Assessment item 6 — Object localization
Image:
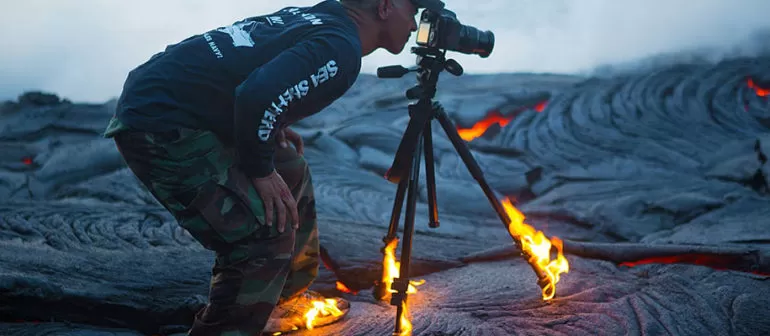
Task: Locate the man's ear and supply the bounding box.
[376,0,394,20]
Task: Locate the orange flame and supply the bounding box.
[269,298,347,335]
[382,239,424,295]
[381,238,425,336]
[398,301,412,336]
[501,198,569,300]
[304,298,345,330]
[748,78,769,97]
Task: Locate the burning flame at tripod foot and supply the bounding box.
[398,301,412,336]
[502,198,569,301]
[271,298,345,335]
[303,299,345,330]
[382,239,425,295]
[381,238,425,336]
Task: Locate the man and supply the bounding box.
[103,0,420,334]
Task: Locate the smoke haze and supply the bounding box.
[2,0,769,102]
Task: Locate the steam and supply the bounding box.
[2,0,769,102]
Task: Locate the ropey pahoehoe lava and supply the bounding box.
[1,55,770,336]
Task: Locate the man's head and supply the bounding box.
[340,0,419,55]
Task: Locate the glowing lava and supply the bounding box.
[457,110,512,141]
[457,101,548,141]
[620,254,725,268]
[381,238,425,336]
[335,281,357,295]
[748,78,769,97]
[620,254,770,276]
[501,198,569,301]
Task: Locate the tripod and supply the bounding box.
[373,47,549,335]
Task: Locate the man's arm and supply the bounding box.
[233,28,360,178]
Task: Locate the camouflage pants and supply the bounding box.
[111,126,319,336]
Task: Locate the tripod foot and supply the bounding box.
[375,237,401,302]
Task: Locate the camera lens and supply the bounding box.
[458,25,495,58]
[420,8,496,58]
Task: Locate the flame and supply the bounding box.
[21,157,32,165]
[269,298,346,335]
[398,300,412,336]
[748,78,769,97]
[501,198,569,300]
[303,298,344,330]
[382,239,424,295]
[381,238,425,336]
[457,101,548,142]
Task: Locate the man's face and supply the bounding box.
[380,0,419,54]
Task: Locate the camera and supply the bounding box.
[415,8,495,58]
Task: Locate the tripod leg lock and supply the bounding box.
[389,277,411,306]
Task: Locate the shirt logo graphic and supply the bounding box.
[217,21,257,47]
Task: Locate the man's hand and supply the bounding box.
[275,127,304,156]
[251,171,299,233]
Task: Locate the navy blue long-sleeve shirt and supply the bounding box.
[114,0,362,178]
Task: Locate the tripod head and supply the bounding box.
[377,47,464,101]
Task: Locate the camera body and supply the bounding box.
[415,8,495,58]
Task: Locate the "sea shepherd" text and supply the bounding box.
[257,60,339,141]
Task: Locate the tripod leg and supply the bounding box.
[386,178,409,240]
[435,107,551,288]
[423,119,440,228]
[386,100,434,183]
[374,176,409,301]
[436,106,553,288]
[392,134,424,335]
[434,107,512,230]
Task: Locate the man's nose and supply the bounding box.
[411,19,418,32]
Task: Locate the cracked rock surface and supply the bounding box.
[1,56,770,335]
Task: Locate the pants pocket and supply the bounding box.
[181,177,262,247]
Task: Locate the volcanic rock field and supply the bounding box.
[1,54,769,335]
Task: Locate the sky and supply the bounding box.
[2,0,770,103]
